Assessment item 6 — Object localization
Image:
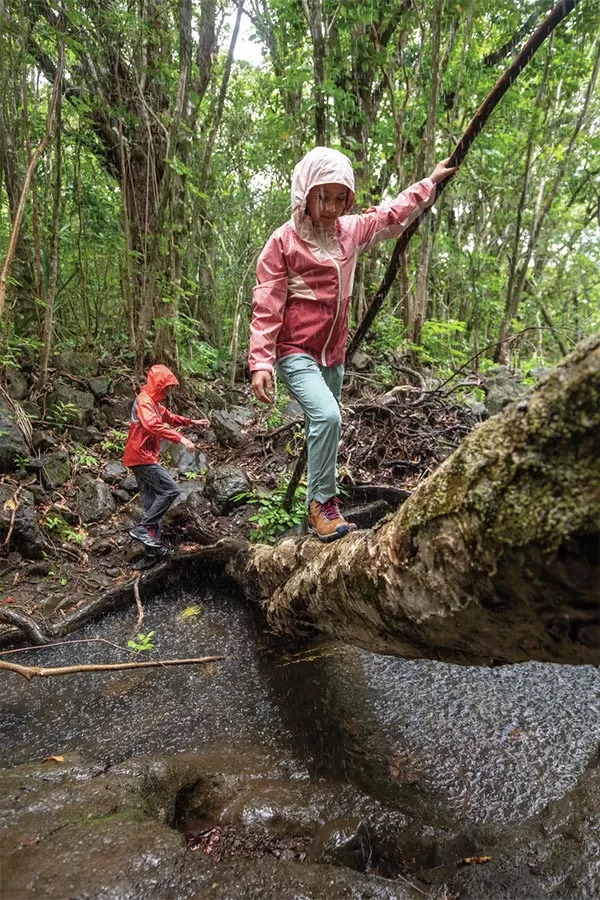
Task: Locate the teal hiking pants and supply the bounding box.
[276,353,344,505]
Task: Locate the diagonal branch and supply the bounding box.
[346,0,582,362]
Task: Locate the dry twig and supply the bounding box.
[133,573,144,632]
[0,655,226,680]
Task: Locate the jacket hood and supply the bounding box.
[143,364,179,400]
[291,146,355,233]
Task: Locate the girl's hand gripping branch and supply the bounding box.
[429,157,459,185]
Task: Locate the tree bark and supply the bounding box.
[0,41,63,322]
[234,333,600,667]
[37,41,63,391]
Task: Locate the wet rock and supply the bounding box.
[47,382,95,427]
[28,483,47,504]
[528,366,553,382]
[112,488,131,504]
[210,411,246,448]
[39,450,70,489]
[347,484,410,507]
[167,441,207,475]
[196,383,227,410]
[55,350,99,378]
[5,366,29,400]
[103,398,133,428]
[45,503,79,526]
[31,430,57,452]
[76,474,117,522]
[88,375,111,399]
[67,424,105,446]
[281,398,303,421]
[343,500,389,529]
[349,350,373,372]
[308,816,372,871]
[204,464,250,514]
[0,484,45,559]
[0,400,30,473]
[20,400,40,421]
[211,406,254,448]
[464,396,486,418]
[481,366,528,417]
[101,460,127,483]
[121,474,138,493]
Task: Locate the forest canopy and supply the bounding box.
[0,0,598,381]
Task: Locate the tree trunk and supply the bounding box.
[409,0,443,346]
[233,333,600,668]
[301,0,327,145]
[37,54,63,391]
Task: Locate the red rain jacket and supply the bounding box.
[123,365,191,467]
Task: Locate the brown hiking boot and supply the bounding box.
[308,497,358,543]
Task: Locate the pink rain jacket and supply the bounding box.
[248,146,436,373]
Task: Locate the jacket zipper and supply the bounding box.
[319,249,342,367]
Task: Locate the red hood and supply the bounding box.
[142,365,179,401]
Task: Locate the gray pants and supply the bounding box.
[276,353,344,505]
[131,464,180,530]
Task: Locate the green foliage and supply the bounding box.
[262,383,293,431]
[179,604,204,619]
[42,514,85,545]
[0,334,42,370]
[176,326,228,377]
[127,631,156,653]
[370,316,408,355]
[1,0,598,375]
[72,445,99,468]
[236,480,307,544]
[48,402,79,427]
[408,320,469,371]
[101,430,128,455]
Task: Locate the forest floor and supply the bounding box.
[0,366,478,645]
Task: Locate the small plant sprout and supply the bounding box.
[127,631,156,653]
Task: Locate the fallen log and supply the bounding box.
[2,337,598,666]
[233,334,600,667]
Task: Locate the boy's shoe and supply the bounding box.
[308,498,358,543]
[129,525,163,550]
[146,543,171,559]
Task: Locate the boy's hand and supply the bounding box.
[252,371,273,404]
[180,436,196,452]
[430,158,458,185]
[190,418,210,427]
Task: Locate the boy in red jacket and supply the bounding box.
[123,364,209,554]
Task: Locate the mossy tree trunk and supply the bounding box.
[232,334,600,667]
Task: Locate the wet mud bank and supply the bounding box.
[1,579,599,898]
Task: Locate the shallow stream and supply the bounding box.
[1,576,599,898]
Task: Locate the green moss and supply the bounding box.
[78,806,147,828]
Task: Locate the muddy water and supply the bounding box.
[1,576,599,898]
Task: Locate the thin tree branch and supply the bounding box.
[133,574,144,632]
[0,24,64,318]
[0,656,226,680]
[346,0,582,362]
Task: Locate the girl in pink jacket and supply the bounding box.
[249,146,456,542]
